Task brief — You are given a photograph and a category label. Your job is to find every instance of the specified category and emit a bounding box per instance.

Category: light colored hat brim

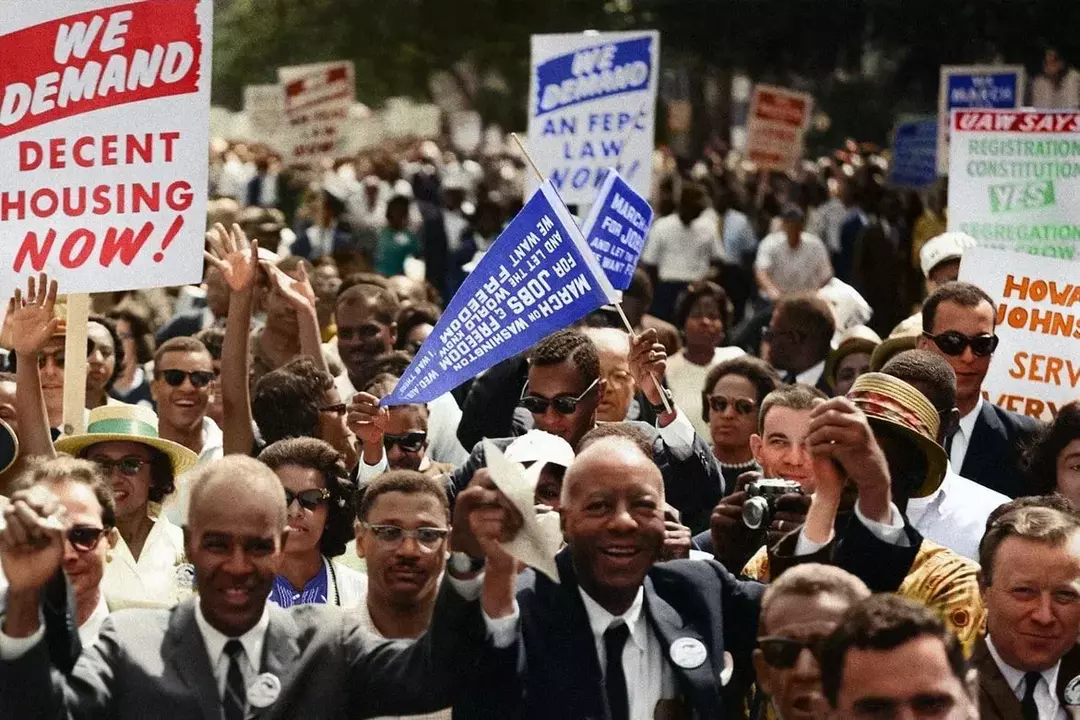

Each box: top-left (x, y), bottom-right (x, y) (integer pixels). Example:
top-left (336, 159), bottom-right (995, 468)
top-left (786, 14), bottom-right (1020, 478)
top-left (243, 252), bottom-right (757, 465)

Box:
top-left (55, 433), bottom-right (198, 476)
top-left (823, 338), bottom-right (880, 389)
top-left (869, 336), bottom-right (918, 372)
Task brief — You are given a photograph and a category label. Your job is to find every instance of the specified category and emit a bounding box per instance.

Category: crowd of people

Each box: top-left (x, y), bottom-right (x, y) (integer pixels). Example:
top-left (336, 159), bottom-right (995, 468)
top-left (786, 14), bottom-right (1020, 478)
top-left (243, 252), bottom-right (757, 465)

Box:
top-left (1, 120), bottom-right (1079, 720)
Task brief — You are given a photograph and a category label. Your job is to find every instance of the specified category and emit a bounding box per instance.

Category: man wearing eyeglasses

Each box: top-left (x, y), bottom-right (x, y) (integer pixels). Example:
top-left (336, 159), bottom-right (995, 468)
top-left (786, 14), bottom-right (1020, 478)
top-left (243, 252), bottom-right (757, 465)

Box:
top-left (916, 281), bottom-right (1042, 497)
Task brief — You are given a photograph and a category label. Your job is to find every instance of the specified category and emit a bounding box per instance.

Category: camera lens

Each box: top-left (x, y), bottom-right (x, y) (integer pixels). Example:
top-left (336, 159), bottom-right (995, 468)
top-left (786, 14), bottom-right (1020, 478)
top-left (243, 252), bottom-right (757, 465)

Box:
top-left (742, 496), bottom-right (770, 530)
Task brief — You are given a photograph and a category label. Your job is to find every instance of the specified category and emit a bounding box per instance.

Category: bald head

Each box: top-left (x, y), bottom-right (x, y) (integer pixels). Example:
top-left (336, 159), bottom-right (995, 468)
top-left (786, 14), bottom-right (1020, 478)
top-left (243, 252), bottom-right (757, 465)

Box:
top-left (187, 456), bottom-right (287, 530)
top-left (562, 436), bottom-right (663, 505)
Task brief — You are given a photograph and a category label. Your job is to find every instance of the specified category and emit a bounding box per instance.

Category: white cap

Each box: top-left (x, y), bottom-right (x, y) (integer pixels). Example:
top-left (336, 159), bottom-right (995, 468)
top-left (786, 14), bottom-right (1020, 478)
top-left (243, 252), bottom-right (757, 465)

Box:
top-left (505, 430), bottom-right (575, 469)
top-left (920, 232), bottom-right (977, 278)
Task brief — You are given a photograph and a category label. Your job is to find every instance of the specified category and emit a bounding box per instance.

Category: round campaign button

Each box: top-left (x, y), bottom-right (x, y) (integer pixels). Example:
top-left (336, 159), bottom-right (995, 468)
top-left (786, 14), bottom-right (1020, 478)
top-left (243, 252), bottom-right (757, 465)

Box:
top-left (669, 637), bottom-right (707, 669)
top-left (247, 673), bottom-right (282, 708)
top-left (1065, 675), bottom-right (1080, 706)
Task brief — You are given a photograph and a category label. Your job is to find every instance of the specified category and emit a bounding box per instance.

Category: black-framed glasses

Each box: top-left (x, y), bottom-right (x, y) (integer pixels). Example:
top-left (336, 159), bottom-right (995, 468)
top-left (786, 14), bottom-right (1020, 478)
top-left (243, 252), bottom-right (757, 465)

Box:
top-left (708, 395), bottom-right (757, 416)
top-left (92, 456), bottom-right (151, 477)
top-left (519, 378), bottom-right (600, 415)
top-left (67, 525), bottom-right (108, 553)
top-left (361, 523), bottom-right (449, 550)
top-left (319, 403), bottom-right (347, 415)
top-left (37, 339), bottom-right (94, 369)
top-left (384, 432), bottom-right (426, 453)
top-left (284, 488), bottom-right (331, 511)
top-left (761, 327), bottom-right (802, 343)
top-left (158, 369), bottom-right (216, 388)
top-left (757, 636), bottom-right (826, 669)
top-left (922, 331), bottom-right (999, 358)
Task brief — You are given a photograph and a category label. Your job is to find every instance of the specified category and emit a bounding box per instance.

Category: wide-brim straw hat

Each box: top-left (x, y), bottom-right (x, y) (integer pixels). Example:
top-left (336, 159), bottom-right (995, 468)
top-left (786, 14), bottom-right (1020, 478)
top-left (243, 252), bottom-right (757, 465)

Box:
top-left (55, 404), bottom-right (198, 476)
top-left (848, 373), bottom-right (947, 498)
top-left (823, 325), bottom-right (882, 390)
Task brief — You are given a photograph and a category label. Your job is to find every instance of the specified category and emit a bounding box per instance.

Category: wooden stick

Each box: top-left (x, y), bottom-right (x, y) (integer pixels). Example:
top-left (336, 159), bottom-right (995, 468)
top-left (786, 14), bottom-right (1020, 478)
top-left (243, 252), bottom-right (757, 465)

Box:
top-left (511, 133), bottom-right (545, 183)
top-left (62, 293), bottom-right (90, 436)
top-left (612, 302), bottom-right (673, 415)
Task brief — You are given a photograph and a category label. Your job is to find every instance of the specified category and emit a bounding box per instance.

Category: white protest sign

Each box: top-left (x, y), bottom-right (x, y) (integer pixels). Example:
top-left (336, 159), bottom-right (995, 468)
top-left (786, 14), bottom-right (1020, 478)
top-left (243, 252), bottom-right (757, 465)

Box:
top-left (243, 83), bottom-right (285, 141)
top-left (947, 110), bottom-right (1080, 262)
top-left (0, 0), bottom-right (213, 312)
top-left (382, 97), bottom-right (441, 139)
top-left (937, 65), bottom-right (1024, 176)
top-left (958, 246), bottom-right (1080, 422)
top-left (746, 85), bottom-right (813, 173)
top-left (526, 30), bottom-right (659, 206)
top-left (277, 61), bottom-right (354, 165)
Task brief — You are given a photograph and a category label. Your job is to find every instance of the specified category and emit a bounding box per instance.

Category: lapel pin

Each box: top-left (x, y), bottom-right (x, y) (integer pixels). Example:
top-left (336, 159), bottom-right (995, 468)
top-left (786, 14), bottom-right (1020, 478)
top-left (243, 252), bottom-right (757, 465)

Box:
top-left (1064, 675), bottom-right (1080, 705)
top-left (669, 637), bottom-right (707, 670)
top-left (247, 673), bottom-right (281, 709)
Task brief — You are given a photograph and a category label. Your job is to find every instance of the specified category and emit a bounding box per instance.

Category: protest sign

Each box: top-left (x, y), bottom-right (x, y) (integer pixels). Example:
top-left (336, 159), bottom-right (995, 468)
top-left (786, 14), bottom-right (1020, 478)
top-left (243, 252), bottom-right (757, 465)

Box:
top-left (937, 65), bottom-right (1024, 176)
top-left (383, 180), bottom-right (617, 405)
top-left (243, 83), bottom-right (285, 141)
top-left (526, 30), bottom-right (659, 206)
top-left (888, 117), bottom-right (937, 188)
top-left (0, 0), bottom-right (213, 308)
top-left (958, 247), bottom-right (1080, 422)
top-left (746, 85), bottom-right (813, 173)
top-left (277, 61), bottom-right (354, 165)
top-left (578, 169), bottom-right (654, 290)
top-left (947, 110), bottom-right (1080, 261)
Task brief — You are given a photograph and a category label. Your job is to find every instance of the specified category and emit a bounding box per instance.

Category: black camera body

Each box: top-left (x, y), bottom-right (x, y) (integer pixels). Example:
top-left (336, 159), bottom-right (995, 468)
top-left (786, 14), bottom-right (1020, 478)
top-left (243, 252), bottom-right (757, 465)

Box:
top-left (741, 478), bottom-right (804, 530)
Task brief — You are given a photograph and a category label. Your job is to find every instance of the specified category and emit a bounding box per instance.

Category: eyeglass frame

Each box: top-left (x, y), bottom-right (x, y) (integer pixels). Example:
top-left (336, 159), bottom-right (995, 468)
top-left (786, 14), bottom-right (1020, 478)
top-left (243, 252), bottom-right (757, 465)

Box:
top-left (284, 487), bottom-right (331, 511)
top-left (66, 524), bottom-right (110, 553)
top-left (707, 395), bottom-right (758, 416)
top-left (156, 368), bottom-right (217, 388)
top-left (360, 522), bottom-right (450, 551)
top-left (518, 377), bottom-right (600, 415)
top-left (91, 456), bottom-right (152, 477)
top-left (921, 330), bottom-right (999, 358)
top-left (383, 431), bottom-right (427, 453)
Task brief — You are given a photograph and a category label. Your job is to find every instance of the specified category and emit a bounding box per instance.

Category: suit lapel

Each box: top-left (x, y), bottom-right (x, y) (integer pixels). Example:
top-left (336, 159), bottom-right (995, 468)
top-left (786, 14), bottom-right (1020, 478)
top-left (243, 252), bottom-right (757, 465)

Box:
top-left (961, 404), bottom-right (999, 482)
top-left (253, 609), bottom-right (301, 719)
top-left (972, 639), bottom-right (1022, 720)
top-left (547, 551), bottom-right (606, 716)
top-left (164, 601), bottom-right (222, 720)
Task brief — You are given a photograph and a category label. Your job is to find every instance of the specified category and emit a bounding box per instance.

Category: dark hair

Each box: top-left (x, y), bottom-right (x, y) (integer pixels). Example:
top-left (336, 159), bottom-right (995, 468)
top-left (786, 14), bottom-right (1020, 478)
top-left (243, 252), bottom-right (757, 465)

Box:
top-left (336, 283), bottom-right (399, 326)
top-left (88, 315), bottom-right (124, 390)
top-left (528, 329), bottom-right (600, 386)
top-left (351, 352), bottom-right (413, 397)
top-left (1024, 401), bottom-right (1080, 495)
top-left (979, 504), bottom-right (1080, 586)
top-left (774, 294), bottom-right (835, 359)
top-left (395, 302), bottom-right (441, 351)
top-left (881, 350), bottom-right (957, 414)
top-left (77, 442), bottom-right (175, 503)
top-left (922, 281), bottom-right (996, 333)
top-left (356, 469), bottom-right (449, 522)
top-left (339, 272), bottom-right (391, 295)
top-left (259, 437), bottom-right (356, 558)
top-left (14, 456), bottom-right (116, 529)
top-left (579, 422), bottom-right (654, 460)
top-left (153, 336), bottom-right (211, 371)
top-left (759, 564), bottom-right (869, 634)
top-left (673, 281), bottom-right (732, 338)
top-left (193, 326), bottom-right (225, 361)
top-left (106, 305), bottom-right (155, 365)
top-left (252, 357), bottom-right (335, 444)
top-left (758, 384), bottom-right (827, 434)
top-left (819, 594), bottom-right (967, 707)
top-left (702, 356), bottom-right (779, 424)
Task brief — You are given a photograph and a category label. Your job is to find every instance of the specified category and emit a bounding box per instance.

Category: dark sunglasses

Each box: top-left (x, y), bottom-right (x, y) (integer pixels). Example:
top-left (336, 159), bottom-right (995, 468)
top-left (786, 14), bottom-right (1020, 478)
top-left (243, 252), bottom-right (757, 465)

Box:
top-left (761, 327), bottom-right (802, 343)
top-left (92, 456), bottom-right (151, 477)
top-left (319, 403), bottom-right (347, 415)
top-left (708, 395), bottom-right (757, 415)
top-left (37, 339), bottom-right (95, 369)
top-left (158, 369), bottom-right (216, 388)
top-left (383, 432), bottom-right (426, 453)
top-left (285, 487), bottom-right (331, 511)
top-left (757, 636), bottom-right (826, 669)
top-left (519, 378), bottom-right (599, 415)
top-left (67, 525), bottom-right (108, 553)
top-left (922, 331), bottom-right (999, 358)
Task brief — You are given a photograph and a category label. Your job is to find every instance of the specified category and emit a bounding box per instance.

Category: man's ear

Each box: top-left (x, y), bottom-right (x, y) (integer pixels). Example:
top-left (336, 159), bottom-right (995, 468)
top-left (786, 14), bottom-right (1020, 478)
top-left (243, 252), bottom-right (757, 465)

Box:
top-left (752, 649), bottom-right (774, 697)
top-left (388, 322), bottom-right (398, 347)
top-left (354, 522), bottom-right (368, 559)
top-left (106, 527), bottom-right (120, 549)
top-left (750, 434), bottom-right (764, 463)
top-left (939, 408), bottom-right (960, 444)
top-left (976, 567), bottom-right (988, 598)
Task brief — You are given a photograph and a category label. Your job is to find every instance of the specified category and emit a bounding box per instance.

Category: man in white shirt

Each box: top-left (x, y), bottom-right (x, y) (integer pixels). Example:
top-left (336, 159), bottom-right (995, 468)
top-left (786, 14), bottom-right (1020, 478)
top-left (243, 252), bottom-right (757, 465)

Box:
top-left (1032, 48), bottom-right (1080, 110)
top-left (972, 500), bottom-right (1080, 720)
top-left (754, 204), bottom-right (833, 301)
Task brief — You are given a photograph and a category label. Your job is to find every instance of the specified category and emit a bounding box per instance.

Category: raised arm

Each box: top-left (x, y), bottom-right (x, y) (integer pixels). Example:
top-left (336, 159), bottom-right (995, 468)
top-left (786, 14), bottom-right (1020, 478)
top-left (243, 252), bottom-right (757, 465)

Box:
top-left (261, 260), bottom-right (329, 375)
top-left (9, 274), bottom-right (61, 460)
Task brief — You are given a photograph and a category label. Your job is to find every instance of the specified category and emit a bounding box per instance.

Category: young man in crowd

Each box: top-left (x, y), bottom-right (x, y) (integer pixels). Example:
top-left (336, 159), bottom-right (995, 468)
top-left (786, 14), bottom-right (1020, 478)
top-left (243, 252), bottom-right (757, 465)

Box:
top-left (916, 281), bottom-right (1042, 498)
top-left (353, 374), bottom-right (453, 480)
top-left (754, 204), bottom-right (833, 302)
top-left (763, 294), bottom-right (835, 393)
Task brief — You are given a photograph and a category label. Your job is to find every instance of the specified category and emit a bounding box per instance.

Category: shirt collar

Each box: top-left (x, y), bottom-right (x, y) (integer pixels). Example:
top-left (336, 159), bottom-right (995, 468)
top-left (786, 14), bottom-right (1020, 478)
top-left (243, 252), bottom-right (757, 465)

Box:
top-left (78, 592), bottom-right (111, 647)
top-left (578, 586), bottom-right (648, 653)
top-left (796, 360), bottom-right (826, 387)
top-left (194, 600), bottom-right (271, 672)
top-left (907, 462), bottom-right (957, 511)
top-left (200, 417), bottom-right (224, 458)
top-left (957, 396), bottom-right (983, 439)
top-left (986, 635), bottom-right (1061, 700)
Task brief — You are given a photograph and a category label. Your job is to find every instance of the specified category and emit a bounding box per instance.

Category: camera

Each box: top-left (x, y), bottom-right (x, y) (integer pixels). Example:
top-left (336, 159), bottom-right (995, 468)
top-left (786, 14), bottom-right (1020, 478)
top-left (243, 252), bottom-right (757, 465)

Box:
top-left (741, 479), bottom-right (804, 530)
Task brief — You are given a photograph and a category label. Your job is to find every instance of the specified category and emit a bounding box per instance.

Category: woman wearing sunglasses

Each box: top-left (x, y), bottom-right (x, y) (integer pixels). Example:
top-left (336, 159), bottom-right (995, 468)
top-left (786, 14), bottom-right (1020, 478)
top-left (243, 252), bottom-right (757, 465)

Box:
top-left (701, 356), bottom-right (779, 491)
top-left (1026, 400), bottom-right (1080, 505)
top-left (258, 437), bottom-right (366, 608)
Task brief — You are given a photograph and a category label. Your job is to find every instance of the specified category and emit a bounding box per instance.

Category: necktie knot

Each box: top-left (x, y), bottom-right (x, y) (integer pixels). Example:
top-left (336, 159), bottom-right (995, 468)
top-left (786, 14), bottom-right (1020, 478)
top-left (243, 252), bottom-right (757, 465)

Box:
top-left (604, 622), bottom-right (630, 660)
top-left (224, 639), bottom-right (244, 660)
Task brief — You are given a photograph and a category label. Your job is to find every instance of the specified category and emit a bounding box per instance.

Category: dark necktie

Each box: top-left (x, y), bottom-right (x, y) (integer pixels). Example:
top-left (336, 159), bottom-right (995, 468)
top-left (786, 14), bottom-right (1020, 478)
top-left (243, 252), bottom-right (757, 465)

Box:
top-left (223, 640), bottom-right (247, 720)
top-left (603, 622), bottom-right (630, 720)
top-left (1021, 671), bottom-right (1041, 720)
top-left (783, 371), bottom-right (797, 385)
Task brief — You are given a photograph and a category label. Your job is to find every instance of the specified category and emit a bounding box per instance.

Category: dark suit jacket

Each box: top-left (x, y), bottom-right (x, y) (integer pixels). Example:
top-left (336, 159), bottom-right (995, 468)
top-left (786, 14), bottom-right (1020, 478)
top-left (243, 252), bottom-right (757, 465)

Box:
top-left (972, 637), bottom-right (1080, 720)
top-left (455, 549), bottom-right (764, 720)
top-left (1, 580), bottom-right (489, 720)
top-left (960, 401), bottom-right (1043, 498)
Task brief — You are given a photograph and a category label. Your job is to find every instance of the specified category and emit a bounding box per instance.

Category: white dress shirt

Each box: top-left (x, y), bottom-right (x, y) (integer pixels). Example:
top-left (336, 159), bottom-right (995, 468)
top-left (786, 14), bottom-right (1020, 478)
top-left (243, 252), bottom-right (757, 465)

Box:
top-left (579, 587), bottom-right (677, 720)
top-left (641, 213), bottom-right (726, 282)
top-left (950, 396), bottom-right (983, 471)
top-left (795, 359), bottom-right (826, 388)
top-left (986, 635), bottom-right (1066, 720)
top-left (754, 232), bottom-right (833, 296)
top-left (78, 592), bottom-right (111, 649)
top-left (195, 600), bottom-right (269, 699)
top-left (905, 464), bottom-right (1008, 560)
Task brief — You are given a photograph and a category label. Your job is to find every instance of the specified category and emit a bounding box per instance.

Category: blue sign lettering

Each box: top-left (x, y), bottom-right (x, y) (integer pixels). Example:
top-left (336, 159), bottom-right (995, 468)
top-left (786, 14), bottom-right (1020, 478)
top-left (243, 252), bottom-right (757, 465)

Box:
top-left (534, 36), bottom-right (654, 116)
top-left (889, 119), bottom-right (937, 188)
top-left (579, 169), bottom-right (654, 290)
top-left (946, 72), bottom-right (1021, 110)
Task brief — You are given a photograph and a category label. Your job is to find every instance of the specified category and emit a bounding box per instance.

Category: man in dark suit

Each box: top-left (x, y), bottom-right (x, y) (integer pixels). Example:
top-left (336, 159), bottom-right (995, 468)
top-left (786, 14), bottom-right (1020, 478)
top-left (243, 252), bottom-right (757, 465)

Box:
top-left (763, 294), bottom-right (835, 396)
top-left (0, 455), bottom-right (514, 720)
top-left (917, 281), bottom-right (1043, 497)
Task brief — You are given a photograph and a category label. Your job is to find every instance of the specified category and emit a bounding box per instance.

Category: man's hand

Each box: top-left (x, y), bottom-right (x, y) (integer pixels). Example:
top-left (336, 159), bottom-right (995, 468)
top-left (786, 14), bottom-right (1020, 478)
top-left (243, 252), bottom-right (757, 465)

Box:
top-left (262, 260), bottom-right (317, 313)
top-left (765, 492), bottom-right (812, 548)
top-left (205, 222), bottom-right (259, 293)
top-left (628, 328), bottom-right (667, 406)
top-left (708, 471), bottom-right (766, 570)
top-left (661, 520), bottom-right (692, 561)
top-left (346, 392), bottom-right (389, 456)
top-left (8, 273), bottom-right (61, 358)
top-left (450, 469), bottom-right (524, 564)
top-left (0, 486), bottom-right (66, 594)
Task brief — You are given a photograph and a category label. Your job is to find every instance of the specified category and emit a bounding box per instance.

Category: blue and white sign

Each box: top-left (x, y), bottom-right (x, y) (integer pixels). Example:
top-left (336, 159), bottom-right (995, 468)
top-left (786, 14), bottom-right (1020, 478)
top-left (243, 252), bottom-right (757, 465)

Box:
top-left (579, 169), bottom-right (654, 290)
top-left (937, 64), bottom-right (1025, 175)
top-left (888, 117), bottom-right (937, 188)
top-left (526, 31), bottom-right (660, 207)
top-left (382, 181), bottom-right (617, 406)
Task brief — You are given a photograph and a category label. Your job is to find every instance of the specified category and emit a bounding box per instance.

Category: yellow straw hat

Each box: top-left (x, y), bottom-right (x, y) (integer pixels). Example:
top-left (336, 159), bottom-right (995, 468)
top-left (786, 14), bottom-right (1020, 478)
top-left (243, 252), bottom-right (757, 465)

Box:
top-left (55, 404), bottom-right (198, 476)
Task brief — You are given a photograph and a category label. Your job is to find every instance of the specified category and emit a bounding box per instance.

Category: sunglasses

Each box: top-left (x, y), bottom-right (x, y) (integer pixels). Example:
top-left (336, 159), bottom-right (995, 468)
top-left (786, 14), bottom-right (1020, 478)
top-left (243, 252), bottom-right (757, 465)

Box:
top-left (383, 432), bottom-right (426, 453)
top-left (361, 523), bottom-right (449, 550)
top-left (922, 331), bottom-right (999, 357)
top-left (761, 327), bottom-right (802, 343)
top-left (319, 403), bottom-right (347, 415)
top-left (158, 369), bottom-right (216, 388)
top-left (757, 636), bottom-right (827, 669)
top-left (708, 395), bottom-right (757, 415)
top-left (519, 378), bottom-right (599, 415)
top-left (37, 339), bottom-right (95, 369)
top-left (67, 525), bottom-right (108, 553)
top-left (284, 487), bottom-right (331, 511)
top-left (92, 456), bottom-right (151, 477)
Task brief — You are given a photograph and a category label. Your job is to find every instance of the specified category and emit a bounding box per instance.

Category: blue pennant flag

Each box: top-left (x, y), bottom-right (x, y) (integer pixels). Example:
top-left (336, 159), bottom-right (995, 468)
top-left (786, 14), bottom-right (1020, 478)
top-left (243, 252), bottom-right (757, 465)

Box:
top-left (382, 181), bottom-right (617, 406)
top-left (578, 169), bottom-right (654, 290)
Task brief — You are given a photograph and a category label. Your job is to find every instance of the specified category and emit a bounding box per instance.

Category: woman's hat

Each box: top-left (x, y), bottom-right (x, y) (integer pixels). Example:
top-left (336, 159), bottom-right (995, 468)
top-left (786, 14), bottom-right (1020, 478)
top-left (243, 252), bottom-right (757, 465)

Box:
top-left (870, 315), bottom-right (922, 371)
top-left (55, 404), bottom-right (198, 477)
top-left (847, 373), bottom-right (947, 498)
top-left (823, 325), bottom-right (882, 390)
